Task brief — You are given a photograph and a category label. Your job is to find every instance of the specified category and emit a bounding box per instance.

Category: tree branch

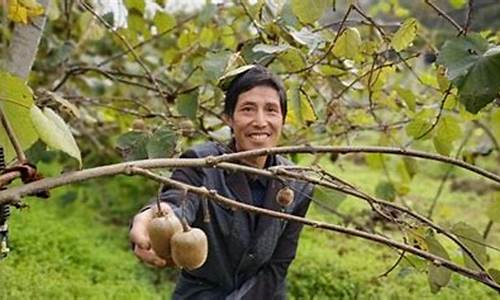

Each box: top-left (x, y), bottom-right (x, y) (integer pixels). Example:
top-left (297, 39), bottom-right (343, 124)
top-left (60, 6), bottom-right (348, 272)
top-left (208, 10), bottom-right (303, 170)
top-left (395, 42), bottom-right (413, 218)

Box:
top-left (129, 167), bottom-right (500, 292)
top-left (424, 0), bottom-right (465, 33)
top-left (0, 145), bottom-right (498, 206)
top-left (0, 108), bottom-right (27, 163)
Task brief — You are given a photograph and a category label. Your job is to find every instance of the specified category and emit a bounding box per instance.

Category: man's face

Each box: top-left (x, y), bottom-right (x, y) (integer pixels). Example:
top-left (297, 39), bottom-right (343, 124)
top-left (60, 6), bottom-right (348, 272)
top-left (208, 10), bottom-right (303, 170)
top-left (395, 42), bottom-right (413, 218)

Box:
top-left (228, 85), bottom-right (283, 152)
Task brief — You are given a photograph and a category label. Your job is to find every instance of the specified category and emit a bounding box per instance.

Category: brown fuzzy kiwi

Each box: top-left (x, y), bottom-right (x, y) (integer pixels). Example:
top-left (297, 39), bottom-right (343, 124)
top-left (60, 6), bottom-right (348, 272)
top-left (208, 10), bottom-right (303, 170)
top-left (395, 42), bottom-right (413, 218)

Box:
top-left (147, 210), bottom-right (183, 260)
top-left (178, 119), bottom-right (195, 137)
top-left (276, 186), bottom-right (295, 207)
top-left (132, 119), bottom-right (146, 131)
top-left (171, 219), bottom-right (208, 270)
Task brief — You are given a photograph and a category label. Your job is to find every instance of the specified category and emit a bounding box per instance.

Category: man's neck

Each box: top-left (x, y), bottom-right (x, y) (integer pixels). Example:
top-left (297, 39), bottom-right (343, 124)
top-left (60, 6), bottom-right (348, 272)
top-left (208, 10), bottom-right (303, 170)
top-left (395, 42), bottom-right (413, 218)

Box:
top-left (240, 155), bottom-right (267, 169)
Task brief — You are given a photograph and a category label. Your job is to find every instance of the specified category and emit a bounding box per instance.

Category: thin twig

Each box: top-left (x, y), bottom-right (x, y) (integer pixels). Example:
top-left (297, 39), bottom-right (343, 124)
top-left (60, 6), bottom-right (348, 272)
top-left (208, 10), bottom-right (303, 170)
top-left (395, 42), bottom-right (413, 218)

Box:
top-left (427, 126), bottom-right (473, 219)
top-left (424, 0), bottom-right (465, 33)
top-left (78, 1), bottom-right (172, 114)
top-left (483, 220), bottom-right (494, 240)
top-left (378, 250), bottom-right (406, 278)
top-left (0, 108), bottom-right (27, 163)
top-left (290, 5), bottom-right (353, 75)
top-left (462, 0), bottom-right (474, 36)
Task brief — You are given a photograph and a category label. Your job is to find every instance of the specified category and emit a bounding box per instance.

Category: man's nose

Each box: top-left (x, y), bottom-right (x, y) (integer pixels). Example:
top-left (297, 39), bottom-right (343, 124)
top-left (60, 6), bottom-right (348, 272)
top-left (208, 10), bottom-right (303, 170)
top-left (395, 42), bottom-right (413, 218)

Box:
top-left (253, 109), bottom-right (266, 127)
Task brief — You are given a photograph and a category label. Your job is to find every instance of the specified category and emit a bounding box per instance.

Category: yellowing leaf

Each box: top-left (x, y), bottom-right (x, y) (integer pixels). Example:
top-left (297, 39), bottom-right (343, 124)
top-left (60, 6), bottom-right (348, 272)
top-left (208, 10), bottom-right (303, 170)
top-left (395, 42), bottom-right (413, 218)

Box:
top-left (286, 85), bottom-right (317, 128)
top-left (486, 192), bottom-right (500, 223)
top-left (30, 106), bottom-right (82, 167)
top-left (279, 47), bottom-right (306, 72)
top-left (433, 115), bottom-right (462, 156)
top-left (391, 18), bottom-right (418, 52)
top-left (333, 27), bottom-right (362, 60)
top-left (291, 0), bottom-right (329, 24)
top-left (8, 0), bottom-right (45, 24)
top-left (405, 226), bottom-right (429, 252)
top-left (0, 71), bottom-right (38, 162)
top-left (153, 12), bottom-right (175, 33)
top-left (199, 27), bottom-right (215, 48)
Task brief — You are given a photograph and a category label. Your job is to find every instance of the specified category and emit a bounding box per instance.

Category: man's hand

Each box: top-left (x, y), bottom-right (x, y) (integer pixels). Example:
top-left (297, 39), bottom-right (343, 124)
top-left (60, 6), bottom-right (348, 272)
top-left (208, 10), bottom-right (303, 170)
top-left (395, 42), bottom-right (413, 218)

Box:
top-left (129, 202), bottom-right (175, 268)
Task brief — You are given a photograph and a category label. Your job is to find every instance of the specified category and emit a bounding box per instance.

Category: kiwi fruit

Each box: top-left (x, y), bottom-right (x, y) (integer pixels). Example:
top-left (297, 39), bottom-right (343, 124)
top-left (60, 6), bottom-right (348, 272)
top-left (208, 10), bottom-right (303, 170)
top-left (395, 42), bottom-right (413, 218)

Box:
top-left (171, 220), bottom-right (208, 270)
top-left (276, 186), bottom-right (294, 207)
top-left (132, 118), bottom-right (146, 131)
top-left (178, 119), bottom-right (195, 137)
top-left (147, 210), bottom-right (182, 260)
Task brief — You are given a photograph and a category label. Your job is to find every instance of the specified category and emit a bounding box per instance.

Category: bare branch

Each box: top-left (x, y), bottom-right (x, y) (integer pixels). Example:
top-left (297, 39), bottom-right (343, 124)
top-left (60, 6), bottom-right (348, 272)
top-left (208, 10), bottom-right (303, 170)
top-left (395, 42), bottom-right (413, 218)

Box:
top-left (0, 108), bottom-right (27, 163)
top-left (129, 167), bottom-right (500, 292)
top-left (424, 0), bottom-right (465, 33)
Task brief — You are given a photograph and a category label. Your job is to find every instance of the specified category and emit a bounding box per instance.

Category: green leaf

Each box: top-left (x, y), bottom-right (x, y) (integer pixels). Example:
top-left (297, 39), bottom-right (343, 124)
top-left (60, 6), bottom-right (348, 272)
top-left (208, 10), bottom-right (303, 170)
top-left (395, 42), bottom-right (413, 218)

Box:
top-left (0, 70), bottom-right (33, 109)
top-left (403, 157), bottom-right (418, 178)
top-left (433, 115), bottom-right (462, 156)
top-left (146, 126), bottom-right (177, 159)
top-left (199, 27), bottom-right (215, 48)
top-left (0, 71), bottom-right (38, 161)
top-left (285, 84), bottom-right (317, 128)
top-left (289, 27), bottom-right (324, 50)
top-left (375, 181), bottom-right (396, 201)
top-left (253, 43), bottom-right (290, 54)
top-left (332, 27), bottom-right (362, 60)
top-left (176, 90), bottom-right (199, 120)
top-left (405, 109), bottom-right (434, 140)
top-left (489, 268), bottom-right (500, 284)
top-left (201, 51), bottom-right (231, 82)
top-left (486, 192), bottom-right (500, 223)
top-left (116, 131), bottom-right (149, 161)
top-left (437, 34), bottom-right (500, 113)
top-left (312, 186), bottom-right (347, 210)
top-left (365, 153), bottom-right (385, 169)
top-left (391, 18), bottom-right (418, 52)
top-left (198, 2), bottom-right (218, 24)
top-left (425, 234), bottom-right (452, 293)
top-left (449, 0), bottom-right (467, 9)
top-left (78, 12), bottom-right (105, 41)
top-left (124, 0), bottom-right (145, 13)
top-left (291, 0), bottom-right (329, 24)
top-left (395, 86), bottom-right (416, 112)
top-left (279, 47), bottom-right (306, 72)
top-left (30, 106), bottom-right (82, 167)
top-left (153, 12), bottom-right (175, 33)
top-left (451, 222), bottom-right (487, 271)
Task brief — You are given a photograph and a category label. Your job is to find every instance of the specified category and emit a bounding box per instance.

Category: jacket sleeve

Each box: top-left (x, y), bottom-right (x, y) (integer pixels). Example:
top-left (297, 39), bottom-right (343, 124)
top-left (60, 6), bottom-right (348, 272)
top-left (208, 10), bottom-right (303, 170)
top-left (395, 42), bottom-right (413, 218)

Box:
top-left (242, 183), bottom-right (313, 300)
top-left (156, 150), bottom-right (204, 224)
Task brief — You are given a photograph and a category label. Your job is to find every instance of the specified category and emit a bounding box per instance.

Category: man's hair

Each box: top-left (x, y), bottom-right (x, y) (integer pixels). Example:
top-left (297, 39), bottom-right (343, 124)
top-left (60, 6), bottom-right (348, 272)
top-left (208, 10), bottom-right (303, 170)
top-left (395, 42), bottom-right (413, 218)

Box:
top-left (223, 65), bottom-right (287, 121)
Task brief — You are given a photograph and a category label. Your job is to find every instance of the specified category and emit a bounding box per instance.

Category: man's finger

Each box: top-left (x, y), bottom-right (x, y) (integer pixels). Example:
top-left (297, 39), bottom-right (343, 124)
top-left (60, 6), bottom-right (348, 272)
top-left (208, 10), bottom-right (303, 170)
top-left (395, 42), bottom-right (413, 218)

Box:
top-left (134, 246), bottom-right (166, 268)
top-left (129, 225), bottom-right (150, 250)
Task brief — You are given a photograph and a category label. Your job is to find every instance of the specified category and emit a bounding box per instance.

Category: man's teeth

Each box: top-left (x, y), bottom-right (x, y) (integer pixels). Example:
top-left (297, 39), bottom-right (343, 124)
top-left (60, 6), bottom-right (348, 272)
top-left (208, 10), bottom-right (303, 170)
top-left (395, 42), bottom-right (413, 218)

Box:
top-left (249, 133), bottom-right (269, 140)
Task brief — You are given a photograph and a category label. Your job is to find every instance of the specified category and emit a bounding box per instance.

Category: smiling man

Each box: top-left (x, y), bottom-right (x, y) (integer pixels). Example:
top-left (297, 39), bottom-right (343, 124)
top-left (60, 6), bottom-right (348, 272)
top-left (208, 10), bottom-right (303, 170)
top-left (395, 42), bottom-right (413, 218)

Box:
top-left (129, 65), bottom-right (313, 299)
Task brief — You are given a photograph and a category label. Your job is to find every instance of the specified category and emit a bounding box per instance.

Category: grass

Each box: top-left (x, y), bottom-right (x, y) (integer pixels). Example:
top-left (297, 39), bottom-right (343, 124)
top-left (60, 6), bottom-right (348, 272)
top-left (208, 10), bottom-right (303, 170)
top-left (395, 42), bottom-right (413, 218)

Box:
top-left (287, 154), bottom-right (499, 299)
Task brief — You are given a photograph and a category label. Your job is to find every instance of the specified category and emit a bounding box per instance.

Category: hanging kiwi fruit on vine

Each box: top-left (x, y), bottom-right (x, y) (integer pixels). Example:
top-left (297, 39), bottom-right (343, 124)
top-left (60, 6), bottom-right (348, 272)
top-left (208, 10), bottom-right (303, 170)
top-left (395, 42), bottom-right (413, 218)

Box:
top-left (147, 185), bottom-right (182, 263)
top-left (171, 218), bottom-right (208, 270)
top-left (276, 186), bottom-right (295, 207)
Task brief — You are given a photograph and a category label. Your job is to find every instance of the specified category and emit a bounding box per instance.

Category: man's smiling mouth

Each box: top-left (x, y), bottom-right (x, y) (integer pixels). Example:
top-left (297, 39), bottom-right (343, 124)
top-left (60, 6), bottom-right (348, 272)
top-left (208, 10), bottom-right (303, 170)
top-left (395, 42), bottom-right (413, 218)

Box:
top-left (247, 132), bottom-right (270, 141)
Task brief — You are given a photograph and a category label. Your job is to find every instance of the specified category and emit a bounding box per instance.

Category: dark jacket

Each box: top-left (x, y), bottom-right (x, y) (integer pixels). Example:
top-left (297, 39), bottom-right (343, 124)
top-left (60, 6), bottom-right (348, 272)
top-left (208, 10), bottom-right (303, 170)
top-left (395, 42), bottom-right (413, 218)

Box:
top-left (160, 142), bottom-right (313, 299)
